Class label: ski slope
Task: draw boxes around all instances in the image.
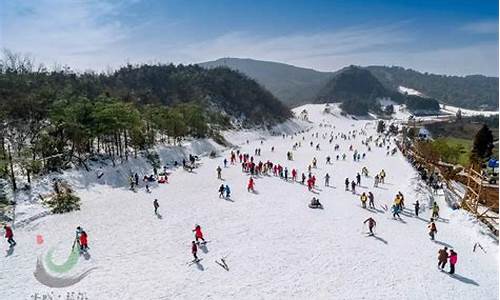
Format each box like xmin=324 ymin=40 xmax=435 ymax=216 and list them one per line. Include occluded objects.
xmin=1 ymin=104 xmax=498 ymax=300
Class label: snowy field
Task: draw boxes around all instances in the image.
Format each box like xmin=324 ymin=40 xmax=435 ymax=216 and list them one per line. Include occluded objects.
xmin=1 ymin=104 xmax=498 ymax=300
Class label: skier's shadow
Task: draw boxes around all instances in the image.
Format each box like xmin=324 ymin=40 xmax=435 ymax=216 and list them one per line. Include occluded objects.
xmin=5 ymin=245 xmax=15 ymax=257
xmin=367 ymin=207 xmax=384 ymax=214
xmin=449 ymin=273 xmax=479 ymax=286
xmin=372 ymin=235 xmax=388 ymax=244
xmin=196 ymin=261 xmax=205 ymax=271
xmin=224 ymin=197 xmax=234 ymax=202
xmin=156 ymin=213 xmax=163 ymax=219
xmin=433 ymin=240 xmax=453 ymax=248
xmin=199 ymin=244 xmax=209 ymax=254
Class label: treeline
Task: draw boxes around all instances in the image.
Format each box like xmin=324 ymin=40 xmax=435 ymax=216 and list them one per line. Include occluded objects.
xmin=0 ymin=51 xmax=290 ymax=188
xmin=315 ymin=66 xmax=440 ymax=116
xmin=367 ymin=66 xmax=499 ymax=110
xmin=405 ymin=95 xmax=440 ymax=113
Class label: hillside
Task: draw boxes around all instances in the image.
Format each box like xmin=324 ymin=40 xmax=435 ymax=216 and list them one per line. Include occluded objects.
xmin=2 ymin=104 xmax=497 ymax=299
xmin=200 ymin=58 xmax=332 ymax=107
xmin=200 ymin=58 xmax=498 ymax=110
xmin=314 ymin=66 xmax=403 ymax=115
xmin=367 ymin=66 xmax=499 ymax=110
xmin=0 ymin=63 xmax=291 ymax=127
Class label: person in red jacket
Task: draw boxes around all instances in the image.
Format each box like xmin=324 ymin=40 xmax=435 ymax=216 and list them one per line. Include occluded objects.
xmin=247 ymin=177 xmax=255 ymax=192
xmin=191 ymin=241 xmax=198 ymax=260
xmin=193 ymin=225 xmax=205 ymax=243
xmin=448 ymin=249 xmax=458 ymax=274
xmin=79 ymin=230 xmax=88 ymax=251
xmin=4 ymin=225 xmax=16 ymax=247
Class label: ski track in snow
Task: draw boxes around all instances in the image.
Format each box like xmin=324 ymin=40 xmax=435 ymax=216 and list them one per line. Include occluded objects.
xmin=1 ymin=104 xmax=498 ymax=300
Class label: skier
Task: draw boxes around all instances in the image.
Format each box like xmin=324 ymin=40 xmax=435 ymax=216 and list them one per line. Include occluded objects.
xmin=438 ymin=247 xmax=448 ymax=270
xmin=360 ymin=192 xmax=368 ymax=208
xmin=153 ymin=199 xmax=159 ymax=215
xmin=363 ymin=217 xmax=376 ymax=235
xmin=191 ymin=241 xmax=198 ymax=261
xmin=325 ymin=173 xmax=330 ymax=187
xmin=216 ymin=166 xmax=222 ymax=179
xmin=368 ymin=192 xmax=375 ymax=209
xmin=414 ymin=200 xmax=420 ymax=217
xmin=193 ymin=225 xmax=205 ymax=243
xmin=345 ymin=178 xmax=349 ymax=191
xmin=4 ymin=225 xmax=16 ymax=247
xmin=431 ymin=202 xmax=440 ymax=219
xmin=391 ymin=204 xmax=401 ymax=219
xmin=79 ymin=230 xmax=88 ymax=252
xmin=374 ymin=175 xmax=379 ymax=187
xmin=223 ymin=158 xmax=228 ymax=168
xmin=351 ymin=180 xmax=356 ymax=194
xmin=145 ymin=183 xmax=151 ymax=193
xmin=301 ymin=173 xmax=306 ymax=185
xmin=74 ymin=226 xmax=83 ymax=249
xmin=356 ymin=173 xmax=361 ymax=186
xmin=448 ymin=250 xmax=458 ymax=274
xmin=219 ymin=184 xmax=225 ymax=198
xmin=225 ymin=185 xmax=231 ymax=198
xmin=379 ymin=169 xmax=386 ymax=184
xmin=247 ymin=177 xmax=255 ymax=192
xmin=428 ymin=220 xmax=437 ymax=240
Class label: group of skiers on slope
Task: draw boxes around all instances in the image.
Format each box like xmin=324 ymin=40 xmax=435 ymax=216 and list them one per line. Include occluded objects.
xmin=74 ymin=226 xmax=89 ymax=253
xmin=359 ymin=192 xmax=375 ymax=209
xmin=438 ymin=246 xmax=458 ymax=274
xmin=191 ymin=224 xmax=207 ymax=262
xmin=373 ymin=169 xmax=386 ymax=187
xmin=219 ymin=184 xmax=231 ymax=198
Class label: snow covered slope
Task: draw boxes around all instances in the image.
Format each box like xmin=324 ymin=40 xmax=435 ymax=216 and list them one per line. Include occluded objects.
xmin=1 ymin=104 xmax=498 ymax=300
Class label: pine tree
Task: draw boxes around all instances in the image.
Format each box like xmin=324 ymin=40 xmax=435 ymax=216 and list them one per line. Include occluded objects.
xmin=471 ymin=124 xmax=494 ymax=163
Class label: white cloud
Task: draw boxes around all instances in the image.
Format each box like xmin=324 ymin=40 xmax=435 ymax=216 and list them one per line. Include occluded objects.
xmin=1 ymin=1 xmax=497 ymax=76
xmin=461 ymin=20 xmax=498 ymax=34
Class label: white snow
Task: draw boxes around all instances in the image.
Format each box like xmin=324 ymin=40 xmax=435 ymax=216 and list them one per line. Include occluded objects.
xmin=440 ymin=104 xmax=499 ymax=117
xmin=1 ymin=104 xmax=498 ymax=300
xmin=398 ymin=86 xmax=423 ymax=96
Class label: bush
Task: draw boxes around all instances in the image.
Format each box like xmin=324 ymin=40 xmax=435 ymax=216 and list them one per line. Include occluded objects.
xmin=145 ymin=151 xmax=161 ymax=169
xmin=44 ymin=192 xmax=81 ymax=214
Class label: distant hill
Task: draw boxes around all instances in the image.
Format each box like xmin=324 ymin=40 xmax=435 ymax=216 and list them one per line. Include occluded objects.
xmin=366 ymin=66 xmax=499 ymax=110
xmin=314 ymin=66 xmax=403 ymax=115
xmin=199 ymin=58 xmax=332 ymax=107
xmin=200 ymin=58 xmax=498 ymax=110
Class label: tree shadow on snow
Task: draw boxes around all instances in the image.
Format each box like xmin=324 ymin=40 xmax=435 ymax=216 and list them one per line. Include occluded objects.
xmin=449 ymin=274 xmax=479 ymax=286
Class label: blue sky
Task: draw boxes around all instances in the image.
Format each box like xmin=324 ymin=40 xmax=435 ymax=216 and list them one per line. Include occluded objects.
xmin=1 ymin=0 xmax=498 ymax=75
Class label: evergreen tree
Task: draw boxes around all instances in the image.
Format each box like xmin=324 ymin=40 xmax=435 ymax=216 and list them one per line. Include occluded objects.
xmin=471 ymin=124 xmax=494 ymax=163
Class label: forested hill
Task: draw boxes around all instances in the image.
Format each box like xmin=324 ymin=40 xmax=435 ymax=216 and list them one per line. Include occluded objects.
xmin=200 ymin=58 xmax=498 ymax=110
xmin=314 ymin=66 xmax=440 ymax=116
xmin=314 ymin=66 xmax=402 ymax=115
xmin=366 ymin=66 xmax=499 ymax=110
xmin=0 ymin=62 xmax=291 ymax=175
xmin=200 ymin=58 xmax=333 ymax=107
xmin=0 ymin=63 xmax=291 ymax=126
